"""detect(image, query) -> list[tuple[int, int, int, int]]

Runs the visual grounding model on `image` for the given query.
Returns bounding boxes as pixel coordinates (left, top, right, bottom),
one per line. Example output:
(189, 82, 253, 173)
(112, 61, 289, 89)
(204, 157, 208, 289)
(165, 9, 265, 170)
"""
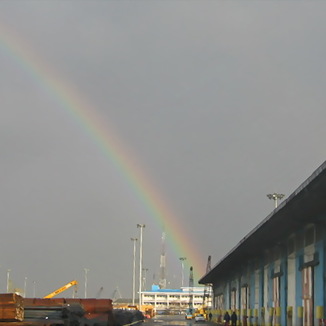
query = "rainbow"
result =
(0, 24, 206, 280)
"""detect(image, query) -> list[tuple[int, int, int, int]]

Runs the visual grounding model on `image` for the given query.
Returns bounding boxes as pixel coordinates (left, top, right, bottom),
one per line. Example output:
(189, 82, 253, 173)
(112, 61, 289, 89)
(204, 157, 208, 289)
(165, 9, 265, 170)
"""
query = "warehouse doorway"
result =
(302, 266, 314, 326)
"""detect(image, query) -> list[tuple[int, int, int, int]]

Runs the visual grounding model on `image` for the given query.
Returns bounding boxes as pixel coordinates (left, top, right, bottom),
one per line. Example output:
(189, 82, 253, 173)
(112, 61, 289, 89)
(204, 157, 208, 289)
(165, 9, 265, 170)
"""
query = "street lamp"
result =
(84, 268, 90, 298)
(137, 224, 145, 308)
(267, 193, 285, 208)
(179, 257, 187, 288)
(131, 237, 138, 305)
(33, 281, 36, 297)
(142, 268, 148, 290)
(6, 269, 11, 293)
(24, 277, 27, 297)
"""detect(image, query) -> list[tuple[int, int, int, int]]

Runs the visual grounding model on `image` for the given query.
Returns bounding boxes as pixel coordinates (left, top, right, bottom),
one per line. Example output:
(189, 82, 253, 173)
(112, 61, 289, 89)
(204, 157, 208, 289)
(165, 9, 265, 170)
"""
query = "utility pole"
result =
(131, 237, 138, 305)
(267, 193, 285, 208)
(137, 224, 145, 308)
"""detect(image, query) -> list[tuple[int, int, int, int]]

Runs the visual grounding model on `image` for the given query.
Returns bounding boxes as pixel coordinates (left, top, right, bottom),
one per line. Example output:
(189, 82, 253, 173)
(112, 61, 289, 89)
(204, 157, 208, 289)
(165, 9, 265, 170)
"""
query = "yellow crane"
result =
(43, 280, 78, 298)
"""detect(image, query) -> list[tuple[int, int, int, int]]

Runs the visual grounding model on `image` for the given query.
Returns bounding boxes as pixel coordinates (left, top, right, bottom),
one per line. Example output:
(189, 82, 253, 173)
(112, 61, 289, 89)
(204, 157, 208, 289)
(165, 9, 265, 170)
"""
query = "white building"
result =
(142, 285, 205, 314)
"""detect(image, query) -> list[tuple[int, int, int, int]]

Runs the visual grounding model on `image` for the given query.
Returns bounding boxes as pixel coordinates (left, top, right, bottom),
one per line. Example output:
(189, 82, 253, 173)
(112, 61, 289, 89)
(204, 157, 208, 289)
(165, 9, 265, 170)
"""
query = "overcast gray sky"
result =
(0, 0, 325, 299)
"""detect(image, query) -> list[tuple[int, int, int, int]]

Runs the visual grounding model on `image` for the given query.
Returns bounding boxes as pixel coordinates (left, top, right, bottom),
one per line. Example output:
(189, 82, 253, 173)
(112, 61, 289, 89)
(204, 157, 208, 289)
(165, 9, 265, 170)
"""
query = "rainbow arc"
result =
(0, 23, 206, 281)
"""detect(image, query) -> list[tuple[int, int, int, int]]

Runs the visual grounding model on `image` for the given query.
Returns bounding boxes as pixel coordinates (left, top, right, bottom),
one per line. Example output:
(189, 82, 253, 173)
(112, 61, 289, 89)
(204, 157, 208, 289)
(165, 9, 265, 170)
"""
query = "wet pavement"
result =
(144, 315, 216, 326)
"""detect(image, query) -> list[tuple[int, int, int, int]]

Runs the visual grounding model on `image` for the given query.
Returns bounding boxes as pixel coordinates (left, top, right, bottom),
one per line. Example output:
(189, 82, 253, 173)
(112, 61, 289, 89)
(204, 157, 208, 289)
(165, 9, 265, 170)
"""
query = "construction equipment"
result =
(96, 286, 104, 299)
(43, 280, 78, 298)
(111, 286, 122, 302)
(142, 304, 155, 318)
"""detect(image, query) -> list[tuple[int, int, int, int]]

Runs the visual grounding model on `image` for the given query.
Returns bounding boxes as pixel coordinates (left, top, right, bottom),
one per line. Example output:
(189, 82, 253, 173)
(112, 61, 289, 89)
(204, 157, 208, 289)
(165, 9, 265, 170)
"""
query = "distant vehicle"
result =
(194, 314, 205, 322)
(185, 314, 193, 320)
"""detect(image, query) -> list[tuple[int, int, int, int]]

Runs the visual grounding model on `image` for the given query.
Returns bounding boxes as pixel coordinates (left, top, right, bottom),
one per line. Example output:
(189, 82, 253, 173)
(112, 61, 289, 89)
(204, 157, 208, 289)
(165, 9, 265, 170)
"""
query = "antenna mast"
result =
(159, 232, 167, 289)
(189, 266, 194, 314)
(203, 255, 212, 307)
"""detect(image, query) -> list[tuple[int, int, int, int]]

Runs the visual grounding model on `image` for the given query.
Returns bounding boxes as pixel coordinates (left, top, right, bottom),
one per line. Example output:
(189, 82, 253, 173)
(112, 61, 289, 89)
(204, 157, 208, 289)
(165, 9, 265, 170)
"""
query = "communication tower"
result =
(158, 232, 167, 289)
(203, 255, 212, 307)
(188, 266, 194, 313)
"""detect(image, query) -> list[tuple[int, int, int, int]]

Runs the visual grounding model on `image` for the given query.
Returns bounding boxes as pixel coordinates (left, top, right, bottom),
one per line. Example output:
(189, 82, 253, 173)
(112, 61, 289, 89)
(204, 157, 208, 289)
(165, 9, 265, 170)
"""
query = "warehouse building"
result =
(199, 161, 326, 326)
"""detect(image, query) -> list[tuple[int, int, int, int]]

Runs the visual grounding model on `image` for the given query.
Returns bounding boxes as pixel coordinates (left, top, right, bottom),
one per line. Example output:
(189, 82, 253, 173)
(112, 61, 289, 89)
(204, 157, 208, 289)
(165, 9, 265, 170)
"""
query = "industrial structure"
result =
(202, 256, 212, 309)
(188, 266, 194, 314)
(199, 161, 326, 326)
(158, 232, 167, 289)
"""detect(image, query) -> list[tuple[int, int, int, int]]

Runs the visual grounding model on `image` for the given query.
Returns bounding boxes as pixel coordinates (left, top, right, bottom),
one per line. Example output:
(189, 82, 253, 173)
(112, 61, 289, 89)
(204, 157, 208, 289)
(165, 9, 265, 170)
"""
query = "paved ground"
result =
(144, 315, 217, 326)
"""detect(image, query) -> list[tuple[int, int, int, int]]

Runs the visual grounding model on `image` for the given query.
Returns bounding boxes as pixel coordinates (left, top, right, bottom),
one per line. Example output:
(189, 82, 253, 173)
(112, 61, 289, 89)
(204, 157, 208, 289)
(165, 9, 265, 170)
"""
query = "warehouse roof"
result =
(199, 160, 326, 284)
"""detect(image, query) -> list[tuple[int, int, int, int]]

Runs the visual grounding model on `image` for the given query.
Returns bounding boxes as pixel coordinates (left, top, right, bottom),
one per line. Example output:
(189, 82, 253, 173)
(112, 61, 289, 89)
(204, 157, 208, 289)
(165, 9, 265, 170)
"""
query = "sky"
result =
(0, 0, 325, 300)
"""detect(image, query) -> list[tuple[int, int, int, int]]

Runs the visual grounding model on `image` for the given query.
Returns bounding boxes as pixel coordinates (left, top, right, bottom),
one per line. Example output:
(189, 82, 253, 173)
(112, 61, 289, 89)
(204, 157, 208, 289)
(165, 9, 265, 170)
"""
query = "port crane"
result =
(43, 280, 78, 298)
(96, 286, 104, 299)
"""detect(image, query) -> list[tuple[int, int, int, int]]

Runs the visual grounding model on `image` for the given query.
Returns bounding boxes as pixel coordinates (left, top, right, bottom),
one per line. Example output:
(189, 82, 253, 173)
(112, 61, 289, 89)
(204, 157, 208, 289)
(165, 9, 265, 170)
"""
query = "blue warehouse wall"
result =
(280, 256, 287, 326)
(315, 232, 325, 320)
(202, 163, 326, 326)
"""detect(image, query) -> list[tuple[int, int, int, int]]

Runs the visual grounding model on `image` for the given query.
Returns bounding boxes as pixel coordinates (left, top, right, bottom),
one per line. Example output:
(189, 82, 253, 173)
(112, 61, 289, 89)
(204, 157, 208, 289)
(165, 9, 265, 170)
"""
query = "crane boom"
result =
(43, 280, 78, 298)
(96, 286, 104, 299)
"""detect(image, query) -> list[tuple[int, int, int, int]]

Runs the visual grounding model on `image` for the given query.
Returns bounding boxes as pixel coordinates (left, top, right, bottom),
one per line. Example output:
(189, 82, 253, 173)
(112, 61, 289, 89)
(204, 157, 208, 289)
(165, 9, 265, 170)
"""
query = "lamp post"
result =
(131, 237, 138, 305)
(179, 257, 187, 288)
(6, 269, 11, 293)
(142, 268, 148, 291)
(84, 268, 90, 298)
(33, 281, 36, 297)
(267, 193, 285, 208)
(137, 224, 145, 308)
(24, 277, 27, 297)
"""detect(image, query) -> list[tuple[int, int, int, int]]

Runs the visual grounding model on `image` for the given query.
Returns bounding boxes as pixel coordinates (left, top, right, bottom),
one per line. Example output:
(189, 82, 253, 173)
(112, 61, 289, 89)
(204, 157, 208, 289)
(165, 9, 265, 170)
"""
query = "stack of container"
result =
(0, 293, 24, 322)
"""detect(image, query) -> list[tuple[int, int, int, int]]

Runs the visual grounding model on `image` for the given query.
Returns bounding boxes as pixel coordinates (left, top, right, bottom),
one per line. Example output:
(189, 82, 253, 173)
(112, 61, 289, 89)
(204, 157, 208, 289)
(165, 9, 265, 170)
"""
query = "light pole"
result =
(142, 268, 148, 291)
(84, 268, 90, 298)
(24, 277, 27, 297)
(267, 193, 285, 208)
(6, 269, 11, 293)
(131, 237, 138, 305)
(137, 224, 145, 308)
(33, 281, 36, 297)
(179, 257, 187, 288)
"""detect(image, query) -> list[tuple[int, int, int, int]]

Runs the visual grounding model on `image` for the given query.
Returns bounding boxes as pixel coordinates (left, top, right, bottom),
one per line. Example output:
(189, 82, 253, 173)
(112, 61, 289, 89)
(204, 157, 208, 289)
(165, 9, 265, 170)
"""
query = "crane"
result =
(111, 286, 122, 302)
(43, 280, 78, 299)
(96, 286, 104, 299)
